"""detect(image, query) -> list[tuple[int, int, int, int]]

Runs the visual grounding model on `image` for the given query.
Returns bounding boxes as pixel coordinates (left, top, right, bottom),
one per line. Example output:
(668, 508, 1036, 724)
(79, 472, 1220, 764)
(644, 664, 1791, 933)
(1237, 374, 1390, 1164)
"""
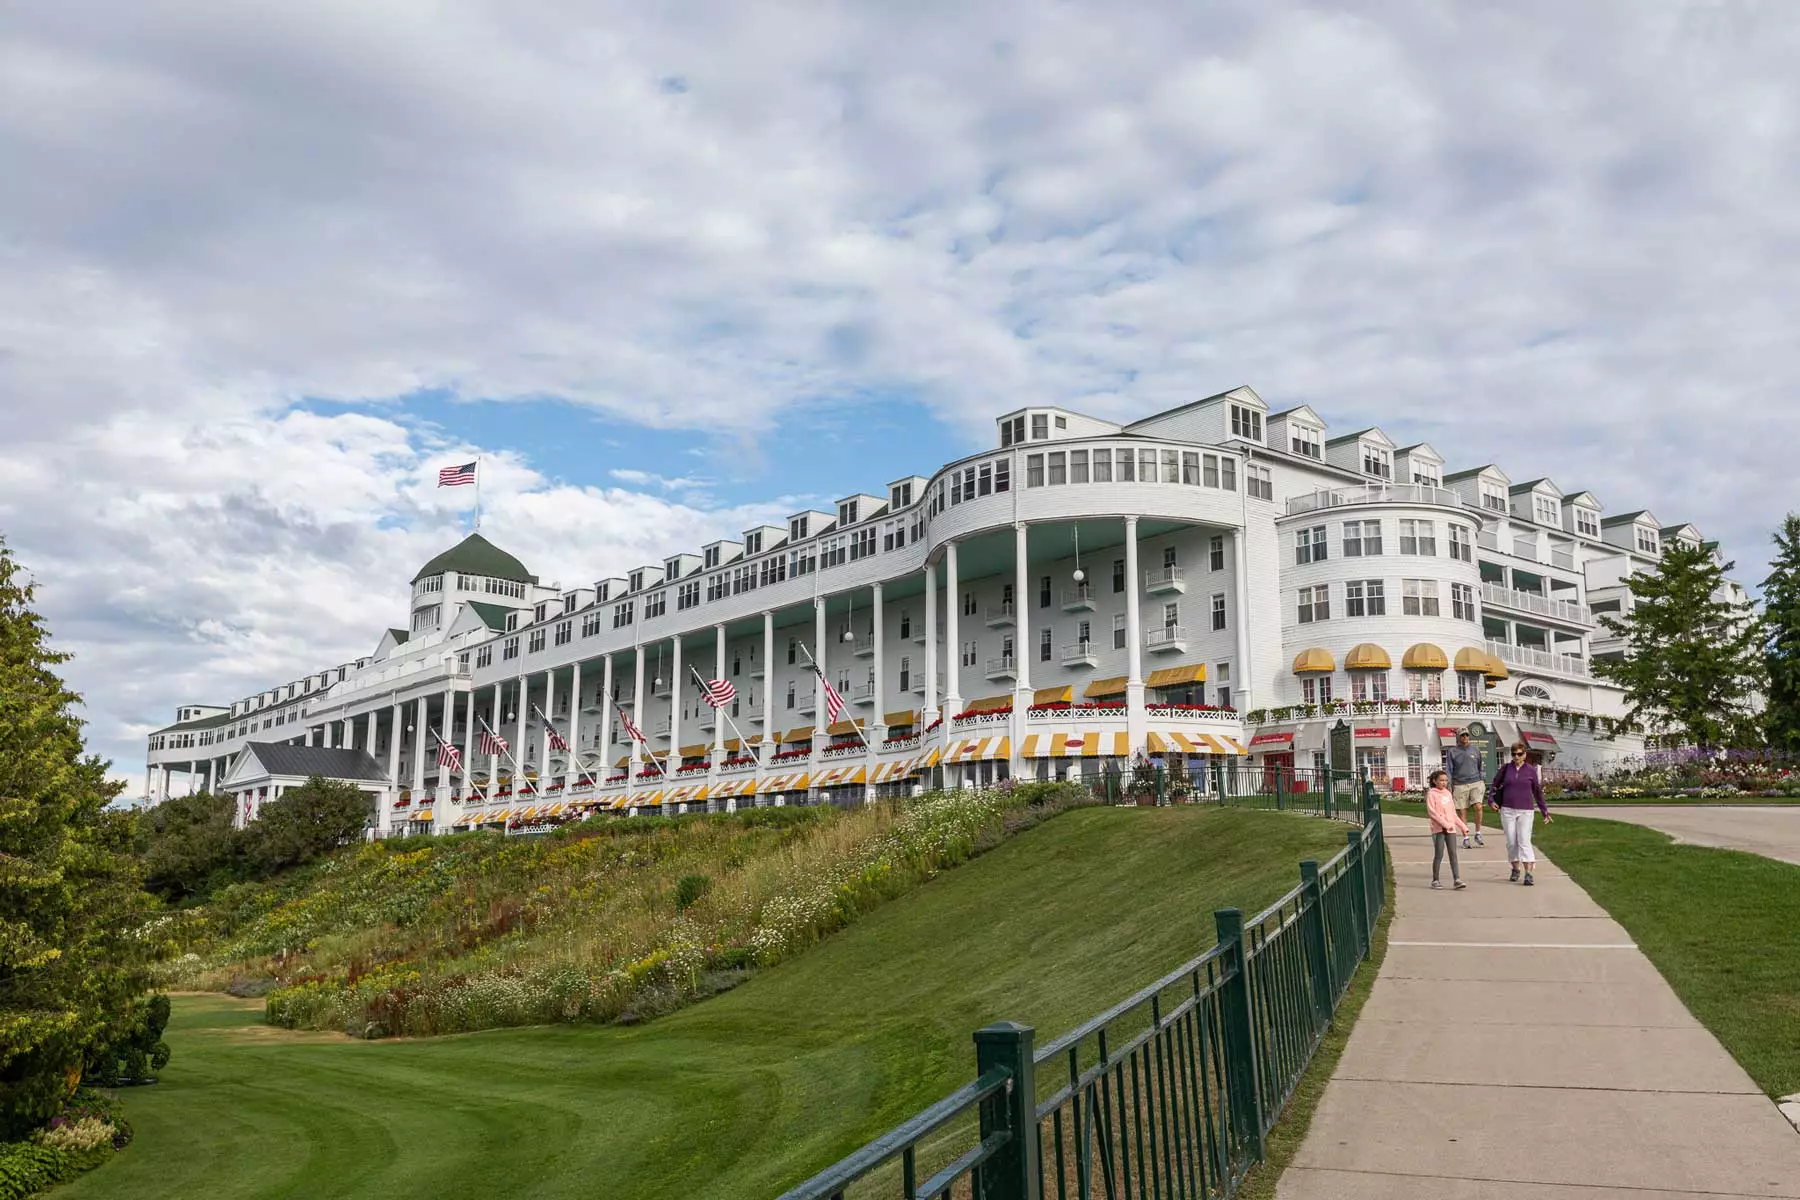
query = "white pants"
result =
(1502, 806, 1537, 864)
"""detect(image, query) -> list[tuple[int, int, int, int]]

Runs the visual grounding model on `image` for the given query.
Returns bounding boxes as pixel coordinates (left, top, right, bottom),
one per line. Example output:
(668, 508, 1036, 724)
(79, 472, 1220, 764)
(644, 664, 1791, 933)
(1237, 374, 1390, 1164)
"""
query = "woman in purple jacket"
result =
(1488, 742, 1552, 885)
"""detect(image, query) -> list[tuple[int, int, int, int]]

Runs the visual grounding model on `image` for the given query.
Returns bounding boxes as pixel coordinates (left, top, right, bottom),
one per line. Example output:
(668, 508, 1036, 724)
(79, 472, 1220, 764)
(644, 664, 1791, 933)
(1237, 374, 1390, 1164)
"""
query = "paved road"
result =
(1278, 814, 1800, 1200)
(1561, 804, 1800, 867)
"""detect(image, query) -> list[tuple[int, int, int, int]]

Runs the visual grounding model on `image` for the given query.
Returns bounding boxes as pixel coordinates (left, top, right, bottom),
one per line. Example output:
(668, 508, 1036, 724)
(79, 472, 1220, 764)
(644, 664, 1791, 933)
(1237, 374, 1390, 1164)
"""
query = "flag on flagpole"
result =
(807, 662, 846, 726)
(615, 703, 648, 746)
(700, 677, 736, 708)
(435, 732, 463, 772)
(536, 706, 570, 753)
(438, 462, 477, 487)
(478, 724, 508, 756)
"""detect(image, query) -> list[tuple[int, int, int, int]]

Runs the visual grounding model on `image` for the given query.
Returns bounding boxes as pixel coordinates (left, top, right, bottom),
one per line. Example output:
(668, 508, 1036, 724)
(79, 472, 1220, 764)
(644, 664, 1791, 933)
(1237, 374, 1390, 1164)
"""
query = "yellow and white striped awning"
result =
(415, 809, 434, 822)
(757, 771, 811, 794)
(945, 736, 1011, 764)
(918, 746, 942, 769)
(815, 765, 868, 788)
(1019, 731, 1132, 759)
(871, 759, 915, 784)
(715, 777, 758, 798)
(1146, 731, 1250, 756)
(664, 784, 702, 803)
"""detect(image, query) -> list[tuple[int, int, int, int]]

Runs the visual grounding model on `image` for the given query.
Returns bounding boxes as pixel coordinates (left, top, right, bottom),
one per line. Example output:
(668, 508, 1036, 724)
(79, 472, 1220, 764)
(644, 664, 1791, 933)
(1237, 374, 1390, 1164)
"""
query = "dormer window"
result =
(1575, 509, 1599, 538)
(630, 569, 645, 591)
(506, 611, 520, 632)
(704, 546, 720, 568)
(596, 581, 611, 602)
(1534, 496, 1560, 526)
(1230, 405, 1264, 442)
(790, 515, 810, 541)
(1362, 445, 1392, 480)
(745, 531, 763, 555)
(1412, 468, 1440, 488)
(1481, 483, 1507, 511)
(1636, 528, 1659, 555)
(1031, 413, 1049, 440)
(890, 481, 914, 509)
(1290, 426, 1322, 458)
(999, 415, 1027, 447)
(838, 499, 859, 526)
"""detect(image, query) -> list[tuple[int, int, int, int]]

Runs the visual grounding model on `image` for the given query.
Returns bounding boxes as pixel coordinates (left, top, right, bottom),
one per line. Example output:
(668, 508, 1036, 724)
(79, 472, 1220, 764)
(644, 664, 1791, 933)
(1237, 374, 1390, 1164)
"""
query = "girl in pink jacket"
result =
(1424, 769, 1468, 890)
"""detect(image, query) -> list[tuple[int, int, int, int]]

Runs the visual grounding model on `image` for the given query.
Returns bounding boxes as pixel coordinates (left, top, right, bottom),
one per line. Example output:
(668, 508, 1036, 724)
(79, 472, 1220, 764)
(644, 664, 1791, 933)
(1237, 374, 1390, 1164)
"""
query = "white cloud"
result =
(2, 1, 1799, 789)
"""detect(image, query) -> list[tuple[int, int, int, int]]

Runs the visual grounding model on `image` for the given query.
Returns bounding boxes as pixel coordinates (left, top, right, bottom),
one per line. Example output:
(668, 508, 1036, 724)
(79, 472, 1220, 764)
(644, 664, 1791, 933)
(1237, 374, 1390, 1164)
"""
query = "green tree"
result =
(1594, 539, 1766, 751)
(1762, 513, 1800, 753)
(139, 790, 241, 901)
(240, 776, 374, 875)
(0, 537, 162, 1137)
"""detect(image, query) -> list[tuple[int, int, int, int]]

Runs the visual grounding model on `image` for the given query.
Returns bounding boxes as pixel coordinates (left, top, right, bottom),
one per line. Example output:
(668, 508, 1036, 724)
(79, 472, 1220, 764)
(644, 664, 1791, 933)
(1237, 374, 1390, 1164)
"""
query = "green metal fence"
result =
(1088, 762, 1360, 819)
(778, 778, 1388, 1200)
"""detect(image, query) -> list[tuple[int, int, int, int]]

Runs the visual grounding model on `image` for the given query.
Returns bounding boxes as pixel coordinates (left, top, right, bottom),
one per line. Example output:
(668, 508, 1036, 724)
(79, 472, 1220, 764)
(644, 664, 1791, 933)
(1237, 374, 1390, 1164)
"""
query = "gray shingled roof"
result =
(243, 743, 390, 783)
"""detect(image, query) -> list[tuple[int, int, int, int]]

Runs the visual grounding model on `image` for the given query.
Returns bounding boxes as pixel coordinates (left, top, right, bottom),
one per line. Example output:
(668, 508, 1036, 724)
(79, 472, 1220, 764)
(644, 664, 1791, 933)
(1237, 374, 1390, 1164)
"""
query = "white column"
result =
(412, 696, 428, 796)
(461, 692, 476, 797)
(813, 597, 828, 740)
(567, 661, 583, 787)
(924, 560, 939, 727)
(514, 675, 529, 794)
(364, 711, 377, 757)
(630, 646, 646, 796)
(1125, 516, 1146, 753)
(159, 765, 171, 804)
(1232, 529, 1252, 713)
(669, 635, 683, 784)
(541, 669, 556, 785)
(944, 540, 962, 715)
(869, 582, 884, 803)
(597, 654, 614, 783)
(1014, 522, 1032, 695)
(713, 624, 728, 763)
(304, 726, 315, 747)
(761, 612, 775, 792)
(384, 702, 401, 831)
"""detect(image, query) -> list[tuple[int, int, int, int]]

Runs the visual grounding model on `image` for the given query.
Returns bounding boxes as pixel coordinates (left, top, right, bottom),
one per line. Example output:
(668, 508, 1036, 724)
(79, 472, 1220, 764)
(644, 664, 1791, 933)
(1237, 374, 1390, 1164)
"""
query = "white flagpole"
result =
(796, 641, 869, 750)
(535, 704, 596, 789)
(688, 666, 762, 765)
(480, 717, 532, 801)
(473, 456, 482, 534)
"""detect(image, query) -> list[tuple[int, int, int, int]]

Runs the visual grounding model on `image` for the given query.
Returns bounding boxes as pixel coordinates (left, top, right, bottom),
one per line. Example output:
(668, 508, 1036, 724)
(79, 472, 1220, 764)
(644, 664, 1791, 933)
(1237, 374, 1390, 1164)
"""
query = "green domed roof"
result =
(411, 533, 537, 585)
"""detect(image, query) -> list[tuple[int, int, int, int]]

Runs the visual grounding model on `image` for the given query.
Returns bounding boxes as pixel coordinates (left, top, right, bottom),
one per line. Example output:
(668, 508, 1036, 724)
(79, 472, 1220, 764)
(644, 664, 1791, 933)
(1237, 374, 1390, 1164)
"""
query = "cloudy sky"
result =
(3, 1, 1798, 796)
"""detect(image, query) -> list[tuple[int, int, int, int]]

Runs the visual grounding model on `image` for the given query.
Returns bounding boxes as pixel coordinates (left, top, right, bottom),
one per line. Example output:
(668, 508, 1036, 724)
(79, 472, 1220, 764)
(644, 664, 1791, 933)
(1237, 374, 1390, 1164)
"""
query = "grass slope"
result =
(1533, 816, 1800, 1100)
(67, 807, 1344, 1200)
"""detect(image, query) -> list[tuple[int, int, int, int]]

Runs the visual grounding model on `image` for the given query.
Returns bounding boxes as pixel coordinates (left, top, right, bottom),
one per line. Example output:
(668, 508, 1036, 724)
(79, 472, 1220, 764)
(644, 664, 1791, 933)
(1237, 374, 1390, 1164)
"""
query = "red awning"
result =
(1435, 726, 1464, 739)
(1522, 729, 1558, 747)
(1353, 726, 1392, 740)
(1249, 732, 1295, 748)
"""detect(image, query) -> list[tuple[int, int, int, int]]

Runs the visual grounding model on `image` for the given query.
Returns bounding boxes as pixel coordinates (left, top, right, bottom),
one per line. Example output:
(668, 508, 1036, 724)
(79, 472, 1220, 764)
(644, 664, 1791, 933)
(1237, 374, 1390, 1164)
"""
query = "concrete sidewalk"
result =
(1277, 813, 1800, 1200)
(1561, 804, 1800, 867)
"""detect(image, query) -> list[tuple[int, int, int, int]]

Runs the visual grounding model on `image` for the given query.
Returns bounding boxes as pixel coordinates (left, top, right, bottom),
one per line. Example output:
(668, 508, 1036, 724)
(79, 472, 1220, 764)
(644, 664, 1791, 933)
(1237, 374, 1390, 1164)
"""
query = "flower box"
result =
(675, 762, 711, 774)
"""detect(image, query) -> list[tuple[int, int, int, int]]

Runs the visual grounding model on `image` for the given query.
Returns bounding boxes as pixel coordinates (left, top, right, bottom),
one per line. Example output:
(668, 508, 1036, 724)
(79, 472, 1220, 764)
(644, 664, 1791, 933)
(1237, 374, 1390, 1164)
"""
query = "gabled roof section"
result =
(1394, 441, 1444, 460)
(466, 601, 512, 631)
(1443, 464, 1512, 485)
(149, 710, 237, 736)
(1509, 477, 1564, 497)
(1563, 490, 1603, 509)
(1660, 522, 1703, 542)
(411, 533, 537, 586)
(1601, 509, 1660, 527)
(1324, 427, 1396, 449)
(1267, 404, 1325, 425)
(232, 743, 390, 785)
(1123, 385, 1264, 431)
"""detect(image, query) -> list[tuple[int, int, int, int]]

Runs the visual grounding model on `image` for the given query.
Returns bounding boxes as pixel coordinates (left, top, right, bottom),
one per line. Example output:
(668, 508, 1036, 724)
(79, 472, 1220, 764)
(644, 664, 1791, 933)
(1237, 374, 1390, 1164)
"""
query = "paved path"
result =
(1560, 804, 1800, 867)
(1277, 813, 1800, 1200)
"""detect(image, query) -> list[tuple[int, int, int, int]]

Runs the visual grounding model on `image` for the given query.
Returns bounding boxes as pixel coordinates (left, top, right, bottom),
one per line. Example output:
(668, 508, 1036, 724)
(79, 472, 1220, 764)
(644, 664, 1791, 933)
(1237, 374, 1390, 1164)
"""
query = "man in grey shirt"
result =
(1444, 731, 1487, 848)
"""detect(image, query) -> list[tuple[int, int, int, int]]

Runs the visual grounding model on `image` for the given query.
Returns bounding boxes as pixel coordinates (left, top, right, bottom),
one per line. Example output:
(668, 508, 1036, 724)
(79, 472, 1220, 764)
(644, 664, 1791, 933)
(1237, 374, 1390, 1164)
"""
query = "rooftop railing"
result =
(1285, 482, 1467, 517)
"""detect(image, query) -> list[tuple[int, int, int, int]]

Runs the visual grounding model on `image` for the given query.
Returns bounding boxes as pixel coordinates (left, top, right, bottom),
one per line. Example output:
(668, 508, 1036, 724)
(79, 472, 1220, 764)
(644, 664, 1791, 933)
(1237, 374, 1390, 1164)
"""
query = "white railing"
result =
(1143, 566, 1185, 589)
(852, 681, 877, 702)
(1513, 538, 1539, 562)
(1285, 483, 1468, 517)
(985, 655, 1018, 677)
(1481, 584, 1593, 625)
(1144, 626, 1187, 651)
(1061, 585, 1096, 609)
(1477, 531, 1502, 552)
(1551, 549, 1576, 570)
(985, 602, 1016, 625)
(1060, 639, 1098, 665)
(1487, 639, 1591, 678)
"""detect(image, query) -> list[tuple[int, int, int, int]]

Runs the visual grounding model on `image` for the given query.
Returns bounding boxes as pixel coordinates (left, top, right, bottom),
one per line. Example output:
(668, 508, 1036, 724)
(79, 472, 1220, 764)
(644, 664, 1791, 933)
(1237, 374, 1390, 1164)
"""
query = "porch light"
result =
(1071, 527, 1084, 584)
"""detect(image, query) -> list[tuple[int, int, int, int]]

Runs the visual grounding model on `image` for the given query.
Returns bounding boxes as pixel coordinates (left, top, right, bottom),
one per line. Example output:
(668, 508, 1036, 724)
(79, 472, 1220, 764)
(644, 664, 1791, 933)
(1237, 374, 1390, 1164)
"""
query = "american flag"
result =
(537, 707, 570, 752)
(615, 703, 648, 745)
(478, 724, 508, 757)
(808, 663, 846, 726)
(438, 462, 477, 487)
(700, 676, 736, 708)
(435, 731, 462, 772)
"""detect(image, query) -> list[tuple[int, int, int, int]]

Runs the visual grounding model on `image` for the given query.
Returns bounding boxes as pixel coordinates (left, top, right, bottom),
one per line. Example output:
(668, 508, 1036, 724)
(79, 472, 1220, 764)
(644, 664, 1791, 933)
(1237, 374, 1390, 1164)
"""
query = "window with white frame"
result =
(1297, 585, 1330, 623)
(1031, 413, 1049, 440)
(1246, 463, 1273, 499)
(645, 590, 667, 619)
(789, 515, 810, 541)
(1092, 448, 1112, 482)
(1070, 449, 1089, 483)
(1139, 448, 1158, 483)
(1412, 467, 1441, 488)
(1230, 404, 1263, 441)
(1113, 613, 1127, 649)
(1355, 746, 1389, 781)
(1026, 454, 1045, 487)
(1575, 507, 1599, 538)
(476, 644, 493, 668)
(1302, 675, 1334, 705)
(1457, 671, 1484, 701)
(1480, 483, 1507, 512)
(1448, 524, 1473, 562)
(1000, 415, 1025, 447)
(554, 619, 573, 646)
(528, 629, 546, 654)
(1296, 525, 1328, 565)
(1350, 670, 1389, 702)
(1535, 496, 1560, 526)
(612, 601, 634, 628)
(503, 636, 521, 660)
(850, 527, 877, 560)
(745, 530, 764, 555)
(1405, 746, 1425, 788)
(1398, 519, 1436, 555)
(961, 641, 978, 667)
(1344, 580, 1386, 617)
(1291, 426, 1322, 458)
(1405, 670, 1443, 701)
(1402, 579, 1440, 616)
(1209, 536, 1225, 571)
(1162, 601, 1180, 630)
(1047, 451, 1067, 485)
(837, 499, 860, 526)
(1362, 445, 1392, 479)
(1039, 628, 1052, 661)
(1211, 593, 1227, 630)
(704, 545, 721, 568)
(1636, 527, 1659, 554)
(1116, 449, 1135, 482)
(1450, 582, 1477, 621)
(1343, 520, 1383, 557)
(963, 591, 976, 617)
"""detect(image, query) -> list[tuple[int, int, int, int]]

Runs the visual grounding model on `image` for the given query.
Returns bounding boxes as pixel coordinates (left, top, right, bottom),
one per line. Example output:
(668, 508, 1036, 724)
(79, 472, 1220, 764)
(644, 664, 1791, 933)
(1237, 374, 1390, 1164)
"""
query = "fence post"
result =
(974, 1021, 1041, 1200)
(1212, 908, 1267, 1165)
(1322, 764, 1334, 819)
(1212, 758, 1225, 806)
(1299, 860, 1333, 1022)
(1274, 764, 1286, 811)
(1345, 827, 1369, 960)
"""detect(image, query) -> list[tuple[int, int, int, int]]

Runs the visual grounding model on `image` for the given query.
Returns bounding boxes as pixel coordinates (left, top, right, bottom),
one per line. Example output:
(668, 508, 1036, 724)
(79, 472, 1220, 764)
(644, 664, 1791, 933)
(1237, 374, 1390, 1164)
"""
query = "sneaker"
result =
(1462, 836, 1471, 849)
(1453, 880, 1467, 890)
(1431, 880, 1443, 889)
(1523, 873, 1535, 887)
(1474, 833, 1485, 846)
(1509, 866, 1521, 883)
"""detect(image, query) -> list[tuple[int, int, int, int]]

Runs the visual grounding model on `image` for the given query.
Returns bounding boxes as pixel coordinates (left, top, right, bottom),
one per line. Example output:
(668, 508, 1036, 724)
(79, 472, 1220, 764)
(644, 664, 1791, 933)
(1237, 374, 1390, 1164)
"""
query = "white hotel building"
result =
(142, 386, 1744, 832)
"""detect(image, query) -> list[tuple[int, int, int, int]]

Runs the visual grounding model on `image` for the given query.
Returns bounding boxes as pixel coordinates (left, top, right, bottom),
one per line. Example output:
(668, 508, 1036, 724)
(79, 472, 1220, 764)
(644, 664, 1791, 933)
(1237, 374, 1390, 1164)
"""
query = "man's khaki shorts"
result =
(1452, 781, 1485, 811)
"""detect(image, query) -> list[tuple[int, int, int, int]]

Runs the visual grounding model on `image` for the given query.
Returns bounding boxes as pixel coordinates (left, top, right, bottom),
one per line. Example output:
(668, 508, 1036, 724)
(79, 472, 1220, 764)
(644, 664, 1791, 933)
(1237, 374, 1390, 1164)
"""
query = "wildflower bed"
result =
(163, 787, 1080, 1039)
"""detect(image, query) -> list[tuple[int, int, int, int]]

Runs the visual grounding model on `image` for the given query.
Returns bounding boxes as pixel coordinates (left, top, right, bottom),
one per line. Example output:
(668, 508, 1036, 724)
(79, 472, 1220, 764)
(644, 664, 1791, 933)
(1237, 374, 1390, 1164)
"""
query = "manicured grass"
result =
(66, 807, 1346, 1200)
(1530, 816, 1800, 1100)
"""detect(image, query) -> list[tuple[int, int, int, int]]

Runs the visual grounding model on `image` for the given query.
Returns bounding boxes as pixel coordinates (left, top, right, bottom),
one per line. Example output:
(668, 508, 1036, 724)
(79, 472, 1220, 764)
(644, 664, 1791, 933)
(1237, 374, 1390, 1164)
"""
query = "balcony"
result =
(1061, 585, 1097, 612)
(1512, 538, 1539, 563)
(852, 634, 876, 658)
(852, 681, 877, 706)
(985, 655, 1018, 681)
(1285, 483, 1468, 517)
(908, 676, 926, 694)
(653, 717, 672, 738)
(1486, 639, 1592, 679)
(1550, 548, 1576, 571)
(911, 627, 927, 644)
(1477, 531, 1502, 552)
(749, 665, 765, 679)
(1481, 584, 1594, 627)
(1060, 639, 1099, 669)
(1145, 626, 1188, 655)
(985, 602, 1016, 629)
(650, 678, 672, 700)
(1144, 566, 1186, 596)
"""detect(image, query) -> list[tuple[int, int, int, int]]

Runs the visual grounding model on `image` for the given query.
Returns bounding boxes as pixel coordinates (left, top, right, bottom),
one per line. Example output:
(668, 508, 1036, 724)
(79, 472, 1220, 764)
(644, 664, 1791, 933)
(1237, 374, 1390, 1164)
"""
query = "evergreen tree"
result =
(1762, 513, 1800, 752)
(139, 790, 241, 901)
(1594, 539, 1765, 751)
(0, 537, 162, 1136)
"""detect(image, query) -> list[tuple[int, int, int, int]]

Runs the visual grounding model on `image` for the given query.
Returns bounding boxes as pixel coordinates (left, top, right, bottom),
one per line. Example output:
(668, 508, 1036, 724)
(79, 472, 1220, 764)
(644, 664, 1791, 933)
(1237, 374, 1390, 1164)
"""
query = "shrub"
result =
(0, 1141, 70, 1200)
(674, 874, 711, 911)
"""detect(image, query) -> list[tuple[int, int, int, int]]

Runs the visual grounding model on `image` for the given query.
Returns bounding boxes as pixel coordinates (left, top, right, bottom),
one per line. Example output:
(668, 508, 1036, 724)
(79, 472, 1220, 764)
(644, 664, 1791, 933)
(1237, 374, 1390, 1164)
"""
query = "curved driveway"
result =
(1560, 804, 1800, 866)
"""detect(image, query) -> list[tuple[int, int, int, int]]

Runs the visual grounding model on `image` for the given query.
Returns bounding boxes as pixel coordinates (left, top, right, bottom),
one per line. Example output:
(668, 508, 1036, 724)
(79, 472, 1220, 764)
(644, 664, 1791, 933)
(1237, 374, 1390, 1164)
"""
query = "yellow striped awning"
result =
(1020, 731, 1132, 758)
(1292, 648, 1335, 674)
(816, 765, 868, 788)
(883, 709, 918, 727)
(1032, 684, 1073, 705)
(722, 777, 758, 797)
(664, 785, 699, 803)
(415, 809, 434, 822)
(827, 717, 866, 736)
(946, 736, 1011, 764)
(783, 725, 816, 744)
(758, 772, 811, 794)
(919, 746, 942, 769)
(1145, 663, 1207, 688)
(678, 743, 710, 759)
(1147, 731, 1249, 756)
(963, 694, 1013, 714)
(517, 806, 539, 819)
(871, 760, 906, 784)
(1084, 676, 1128, 699)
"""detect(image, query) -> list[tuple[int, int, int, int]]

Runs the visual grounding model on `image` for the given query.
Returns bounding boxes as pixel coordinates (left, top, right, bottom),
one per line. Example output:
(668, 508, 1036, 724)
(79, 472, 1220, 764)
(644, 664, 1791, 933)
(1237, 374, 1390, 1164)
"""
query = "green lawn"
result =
(66, 806, 1346, 1200)
(1531, 816, 1800, 1100)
